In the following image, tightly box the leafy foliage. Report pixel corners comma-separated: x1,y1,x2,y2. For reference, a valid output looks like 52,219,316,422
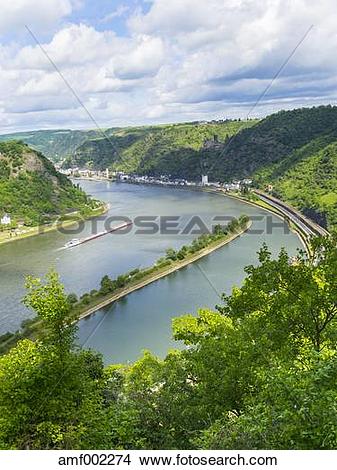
259,140,337,230
0,236,336,449
65,120,257,178
0,141,99,226
0,272,107,449
0,129,103,162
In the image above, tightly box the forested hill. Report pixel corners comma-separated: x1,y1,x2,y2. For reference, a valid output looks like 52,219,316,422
0,141,99,227
0,129,102,162
64,120,257,177
61,106,337,181
205,105,337,230
255,133,337,230
62,106,337,230
202,105,337,179
1,106,336,230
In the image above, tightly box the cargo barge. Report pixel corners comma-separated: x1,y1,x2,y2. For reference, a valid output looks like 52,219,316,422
63,222,132,249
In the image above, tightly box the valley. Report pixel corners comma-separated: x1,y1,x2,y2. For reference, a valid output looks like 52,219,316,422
2,106,335,232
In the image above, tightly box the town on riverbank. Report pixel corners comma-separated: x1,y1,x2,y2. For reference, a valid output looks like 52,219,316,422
1,164,327,251
59,165,253,192
60,166,328,248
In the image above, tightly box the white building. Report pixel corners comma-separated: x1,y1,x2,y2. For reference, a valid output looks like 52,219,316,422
1,214,11,225
201,175,209,185
223,182,240,191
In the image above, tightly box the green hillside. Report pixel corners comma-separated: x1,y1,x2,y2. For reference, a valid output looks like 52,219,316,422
203,105,337,181
66,106,337,183
66,106,337,230
66,120,258,178
255,138,337,229
0,129,102,162
2,107,336,231
244,106,337,230
0,141,99,227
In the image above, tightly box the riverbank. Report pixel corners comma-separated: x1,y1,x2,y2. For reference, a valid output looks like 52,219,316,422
202,188,312,252
78,218,252,321
108,179,315,252
0,216,251,353
0,203,109,247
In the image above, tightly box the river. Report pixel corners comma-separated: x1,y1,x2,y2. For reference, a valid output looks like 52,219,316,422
0,181,302,363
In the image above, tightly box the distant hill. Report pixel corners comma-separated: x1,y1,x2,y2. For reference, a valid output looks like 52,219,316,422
228,106,337,230
66,120,257,178
256,136,337,230
205,105,337,179
190,106,337,230
1,106,336,231
0,141,99,227
0,129,103,162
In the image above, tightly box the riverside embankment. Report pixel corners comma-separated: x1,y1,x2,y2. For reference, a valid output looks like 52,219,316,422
203,187,329,253
0,217,251,353
0,180,303,362
78,219,252,321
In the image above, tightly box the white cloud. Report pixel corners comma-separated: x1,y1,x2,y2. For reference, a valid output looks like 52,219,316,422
128,0,222,35
0,0,74,35
1,0,337,132
16,72,66,96
112,35,165,79
14,24,120,70
100,5,129,24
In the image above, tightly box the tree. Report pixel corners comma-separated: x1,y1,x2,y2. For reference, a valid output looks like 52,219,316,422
165,248,177,261
1,237,336,450
198,352,337,450
24,271,75,356
0,271,107,449
67,293,78,305
97,236,337,450
100,274,114,295
219,236,337,353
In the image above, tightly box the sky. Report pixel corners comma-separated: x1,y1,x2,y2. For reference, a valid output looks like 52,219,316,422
1,0,337,132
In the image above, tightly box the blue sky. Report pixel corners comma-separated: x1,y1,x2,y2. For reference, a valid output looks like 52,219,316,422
0,0,337,132
1,1,149,45
69,1,151,35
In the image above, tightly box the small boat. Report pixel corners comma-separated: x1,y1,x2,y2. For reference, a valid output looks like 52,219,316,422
64,238,81,248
